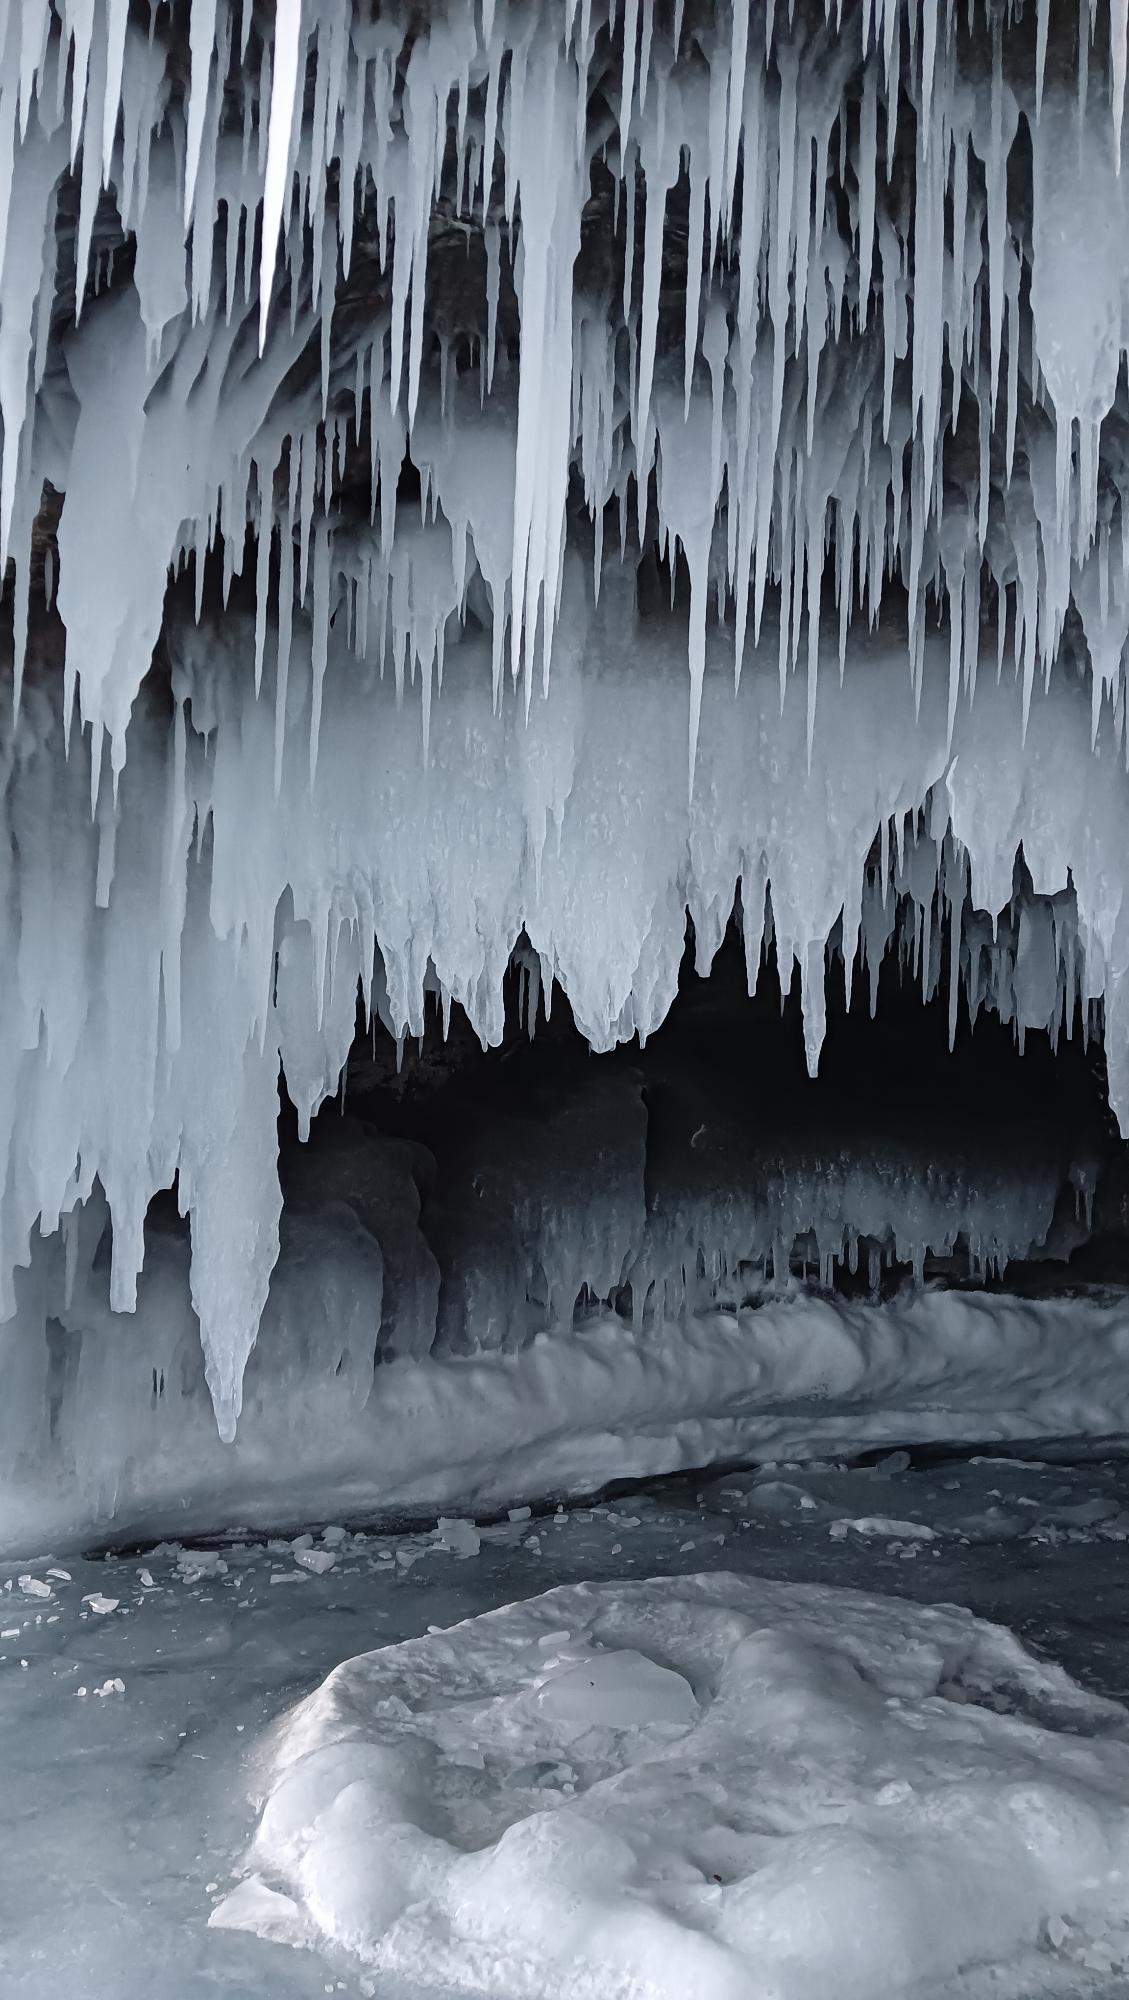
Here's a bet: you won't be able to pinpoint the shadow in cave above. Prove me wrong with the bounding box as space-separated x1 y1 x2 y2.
281 909 1125 1328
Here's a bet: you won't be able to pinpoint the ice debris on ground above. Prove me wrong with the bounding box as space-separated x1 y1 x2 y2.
217 1571 1129 1998
828 1515 938 1541
705 1448 1129 1557
0 3 1128 1434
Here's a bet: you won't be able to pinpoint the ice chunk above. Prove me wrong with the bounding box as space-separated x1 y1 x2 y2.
293 1547 336 1575
828 1517 937 1541
435 1517 481 1559
209 1874 312 1947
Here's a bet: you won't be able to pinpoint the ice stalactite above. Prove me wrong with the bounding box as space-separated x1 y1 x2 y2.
0 583 1118 1432
2 0 1129 1430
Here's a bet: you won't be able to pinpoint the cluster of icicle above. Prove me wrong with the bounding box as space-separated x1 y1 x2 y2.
6 578 1123 1434
3 0 1129 1431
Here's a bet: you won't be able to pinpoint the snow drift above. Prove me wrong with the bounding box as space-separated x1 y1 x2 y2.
11 1265 1129 1554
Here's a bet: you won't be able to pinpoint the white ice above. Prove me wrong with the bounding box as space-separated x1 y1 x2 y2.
10 1247 1129 1554
0 574 1120 1439
2 2 1129 1438
221 1569 1129 1998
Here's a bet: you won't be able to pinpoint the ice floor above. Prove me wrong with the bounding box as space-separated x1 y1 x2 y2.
9 1446 1129 1996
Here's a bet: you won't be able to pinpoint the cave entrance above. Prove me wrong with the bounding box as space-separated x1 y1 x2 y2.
285 909 1119 1366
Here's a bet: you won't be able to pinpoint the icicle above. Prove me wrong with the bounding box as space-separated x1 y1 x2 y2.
620 0 640 151
484 216 501 391
1034 0 1050 120
683 148 705 415
635 135 669 476
254 466 273 697
102 0 128 179
274 524 294 797
309 516 330 788
857 58 877 325
1114 0 1128 164
184 0 217 224
259 0 303 353
73 16 108 322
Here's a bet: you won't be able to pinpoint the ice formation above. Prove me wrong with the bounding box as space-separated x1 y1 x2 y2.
218 1572 1129 1996
5 1185 1126 1551
4 0 1129 1428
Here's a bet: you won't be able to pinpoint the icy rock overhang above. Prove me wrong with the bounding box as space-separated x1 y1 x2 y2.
2 0 1129 1435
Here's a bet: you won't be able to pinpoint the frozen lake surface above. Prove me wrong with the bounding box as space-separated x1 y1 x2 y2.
9 1444 1129 1997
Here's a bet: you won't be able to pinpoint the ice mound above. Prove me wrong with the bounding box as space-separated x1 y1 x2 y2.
218 1572 1129 1998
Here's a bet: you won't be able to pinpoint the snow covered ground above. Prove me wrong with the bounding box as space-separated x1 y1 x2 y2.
9 1443 1129 1997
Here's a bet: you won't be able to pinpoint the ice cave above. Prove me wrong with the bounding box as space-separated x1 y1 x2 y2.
16 0 1129 1994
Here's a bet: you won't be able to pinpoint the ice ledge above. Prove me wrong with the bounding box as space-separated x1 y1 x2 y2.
7 1284 1129 1557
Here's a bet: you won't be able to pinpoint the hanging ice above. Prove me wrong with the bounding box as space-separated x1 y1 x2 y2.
0 0 1127 1433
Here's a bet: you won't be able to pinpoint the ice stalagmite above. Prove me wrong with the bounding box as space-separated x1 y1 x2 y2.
0 0 1128 1430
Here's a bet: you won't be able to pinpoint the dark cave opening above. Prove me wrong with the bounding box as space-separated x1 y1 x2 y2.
273 909 1121 1359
